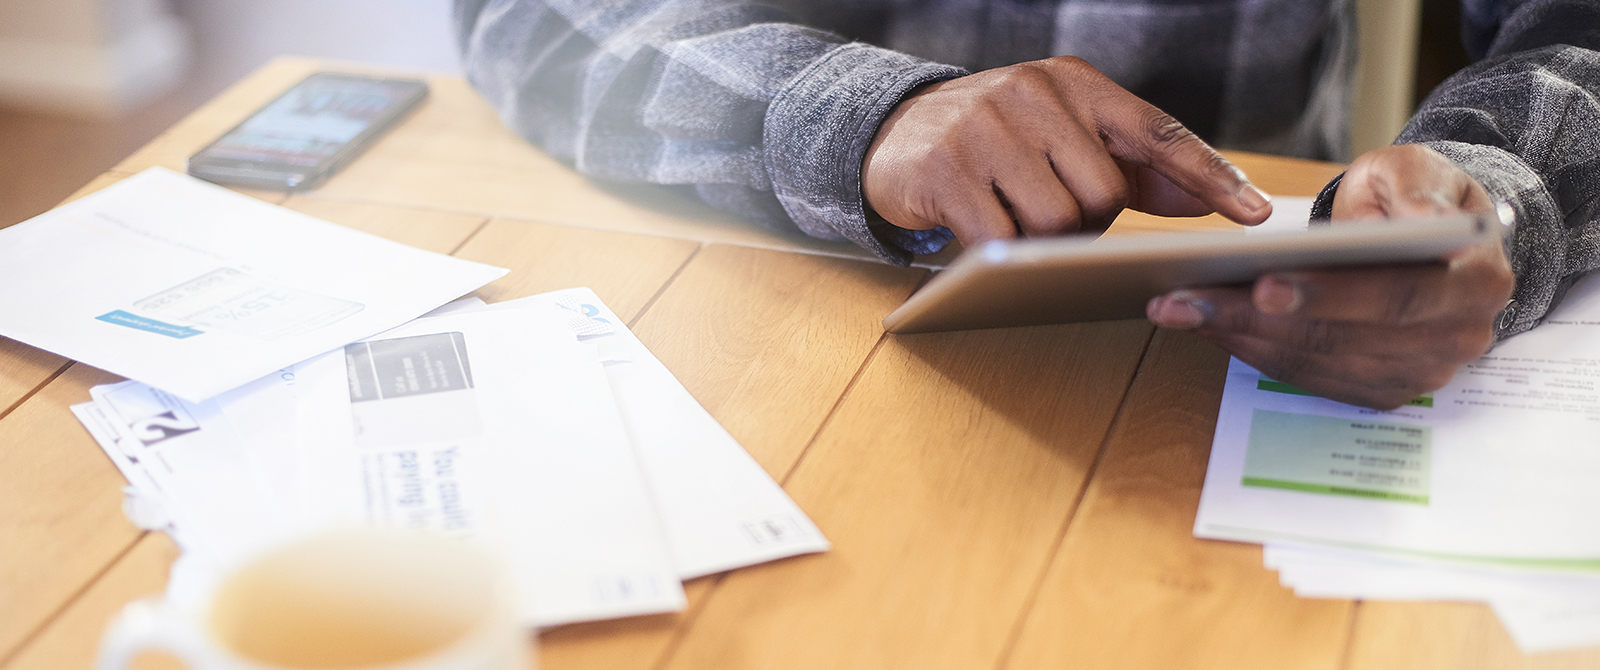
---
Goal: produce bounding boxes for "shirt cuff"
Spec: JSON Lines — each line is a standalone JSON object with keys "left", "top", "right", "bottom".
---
{"left": 1417, "top": 140, "right": 1565, "bottom": 342}
{"left": 763, "top": 43, "right": 966, "bottom": 266}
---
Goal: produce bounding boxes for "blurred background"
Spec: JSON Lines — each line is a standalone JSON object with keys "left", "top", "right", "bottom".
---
{"left": 0, "top": 0, "right": 1468, "bottom": 228}
{"left": 0, "top": 0, "right": 459, "bottom": 226}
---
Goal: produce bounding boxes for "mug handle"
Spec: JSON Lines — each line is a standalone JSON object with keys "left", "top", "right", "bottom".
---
{"left": 96, "top": 598, "right": 208, "bottom": 670}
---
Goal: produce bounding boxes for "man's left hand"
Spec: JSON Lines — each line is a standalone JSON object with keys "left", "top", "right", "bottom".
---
{"left": 1145, "top": 144, "right": 1513, "bottom": 409}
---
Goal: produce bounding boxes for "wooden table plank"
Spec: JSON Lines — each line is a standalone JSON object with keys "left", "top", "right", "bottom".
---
{"left": 656, "top": 319, "right": 1150, "bottom": 670}
{"left": 2, "top": 534, "right": 181, "bottom": 670}
{"left": 534, "top": 246, "right": 923, "bottom": 670}
{"left": 450, "top": 218, "right": 701, "bottom": 322}
{"left": 0, "top": 365, "right": 141, "bottom": 659}
{"left": 0, "top": 339, "right": 64, "bottom": 421}
{"left": 279, "top": 197, "right": 488, "bottom": 256}
{"left": 627, "top": 244, "right": 925, "bottom": 478}
{"left": 1005, "top": 330, "right": 1352, "bottom": 669}
{"left": 1347, "top": 601, "right": 1600, "bottom": 669}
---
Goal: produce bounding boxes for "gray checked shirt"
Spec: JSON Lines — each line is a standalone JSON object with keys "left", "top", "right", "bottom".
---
{"left": 453, "top": 0, "right": 1600, "bottom": 339}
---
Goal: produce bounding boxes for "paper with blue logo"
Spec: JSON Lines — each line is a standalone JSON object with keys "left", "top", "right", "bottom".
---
{"left": 0, "top": 167, "right": 506, "bottom": 401}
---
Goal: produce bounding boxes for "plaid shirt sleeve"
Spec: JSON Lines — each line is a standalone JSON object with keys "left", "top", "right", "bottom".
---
{"left": 1316, "top": 0, "right": 1600, "bottom": 341}
{"left": 452, "top": 0, "right": 966, "bottom": 265}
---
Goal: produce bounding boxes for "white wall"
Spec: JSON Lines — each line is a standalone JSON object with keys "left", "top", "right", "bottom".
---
{"left": 0, "top": 0, "right": 460, "bottom": 116}
{"left": 0, "top": 0, "right": 188, "bottom": 115}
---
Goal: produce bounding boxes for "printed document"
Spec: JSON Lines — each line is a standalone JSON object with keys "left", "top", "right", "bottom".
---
{"left": 1195, "top": 273, "right": 1600, "bottom": 561}
{"left": 0, "top": 167, "right": 506, "bottom": 401}
{"left": 69, "top": 289, "right": 830, "bottom": 628}
{"left": 1195, "top": 272, "right": 1600, "bottom": 651}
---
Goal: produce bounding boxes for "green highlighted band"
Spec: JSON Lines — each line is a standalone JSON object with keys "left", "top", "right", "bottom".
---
{"left": 1242, "top": 477, "right": 1429, "bottom": 504}
{"left": 1256, "top": 377, "right": 1433, "bottom": 407}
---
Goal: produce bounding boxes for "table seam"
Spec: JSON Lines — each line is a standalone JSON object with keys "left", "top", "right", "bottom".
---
{"left": 991, "top": 325, "right": 1158, "bottom": 670}
{"left": 0, "top": 361, "right": 72, "bottom": 425}
{"left": 0, "top": 532, "right": 148, "bottom": 669}
{"left": 1336, "top": 600, "right": 1364, "bottom": 670}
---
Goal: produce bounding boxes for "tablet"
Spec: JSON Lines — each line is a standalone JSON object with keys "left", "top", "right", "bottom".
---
{"left": 882, "top": 212, "right": 1505, "bottom": 334}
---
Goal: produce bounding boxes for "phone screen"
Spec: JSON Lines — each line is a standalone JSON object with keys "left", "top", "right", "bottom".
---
{"left": 194, "top": 74, "right": 426, "bottom": 174}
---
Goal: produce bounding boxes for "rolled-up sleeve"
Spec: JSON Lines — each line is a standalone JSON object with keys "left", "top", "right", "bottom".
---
{"left": 453, "top": 0, "right": 965, "bottom": 264}
{"left": 1347, "top": 0, "right": 1600, "bottom": 340}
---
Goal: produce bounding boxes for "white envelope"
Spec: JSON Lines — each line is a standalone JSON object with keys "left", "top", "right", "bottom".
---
{"left": 490, "top": 289, "right": 830, "bottom": 578}
{"left": 0, "top": 168, "right": 506, "bottom": 401}
{"left": 293, "top": 306, "right": 687, "bottom": 626}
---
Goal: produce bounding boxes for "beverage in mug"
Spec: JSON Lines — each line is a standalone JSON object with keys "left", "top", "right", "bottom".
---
{"left": 98, "top": 528, "right": 530, "bottom": 670}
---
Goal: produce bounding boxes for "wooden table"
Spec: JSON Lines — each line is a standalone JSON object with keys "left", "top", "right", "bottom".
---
{"left": 2, "top": 57, "right": 1592, "bottom": 670}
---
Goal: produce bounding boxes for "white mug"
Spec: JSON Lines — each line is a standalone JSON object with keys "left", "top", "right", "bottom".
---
{"left": 98, "top": 528, "right": 532, "bottom": 670}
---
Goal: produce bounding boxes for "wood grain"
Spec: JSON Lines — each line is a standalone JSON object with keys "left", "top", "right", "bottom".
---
{"left": 279, "top": 196, "right": 488, "bottom": 255}
{"left": 3, "top": 534, "right": 182, "bottom": 670}
{"left": 1005, "top": 329, "right": 1352, "bottom": 670}
{"left": 450, "top": 218, "right": 700, "bottom": 322}
{"left": 626, "top": 244, "right": 924, "bottom": 478}
{"left": 0, "top": 365, "right": 141, "bottom": 659}
{"left": 1347, "top": 601, "right": 1600, "bottom": 670}
{"left": 535, "top": 245, "right": 923, "bottom": 669}
{"left": 658, "top": 319, "right": 1151, "bottom": 670}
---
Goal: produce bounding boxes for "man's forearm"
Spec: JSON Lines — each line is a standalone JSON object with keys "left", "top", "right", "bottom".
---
{"left": 452, "top": 0, "right": 964, "bottom": 264}
{"left": 1397, "top": 0, "right": 1600, "bottom": 339}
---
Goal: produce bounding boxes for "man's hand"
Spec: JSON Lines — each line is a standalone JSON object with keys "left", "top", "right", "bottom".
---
{"left": 862, "top": 56, "right": 1272, "bottom": 245}
{"left": 1146, "top": 144, "right": 1514, "bottom": 409}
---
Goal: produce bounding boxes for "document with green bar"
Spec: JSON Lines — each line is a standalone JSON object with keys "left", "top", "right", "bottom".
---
{"left": 1193, "top": 272, "right": 1600, "bottom": 652}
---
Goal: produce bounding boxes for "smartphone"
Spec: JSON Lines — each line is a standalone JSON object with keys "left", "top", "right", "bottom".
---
{"left": 187, "top": 72, "right": 429, "bottom": 190}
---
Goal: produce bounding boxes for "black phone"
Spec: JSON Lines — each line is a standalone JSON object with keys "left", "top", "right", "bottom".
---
{"left": 186, "top": 72, "right": 429, "bottom": 191}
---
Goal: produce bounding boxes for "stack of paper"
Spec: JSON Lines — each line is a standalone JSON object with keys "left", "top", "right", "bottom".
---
{"left": 6, "top": 168, "right": 828, "bottom": 628}
{"left": 1195, "top": 272, "right": 1600, "bottom": 653}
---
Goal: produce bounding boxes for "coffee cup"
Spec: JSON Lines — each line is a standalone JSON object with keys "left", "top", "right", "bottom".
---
{"left": 97, "top": 528, "right": 530, "bottom": 670}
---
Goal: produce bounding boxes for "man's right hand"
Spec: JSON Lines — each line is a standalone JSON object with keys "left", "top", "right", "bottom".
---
{"left": 862, "top": 56, "right": 1273, "bottom": 245}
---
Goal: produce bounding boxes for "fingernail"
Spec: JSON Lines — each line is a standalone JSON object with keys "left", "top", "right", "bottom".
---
{"left": 1255, "top": 275, "right": 1301, "bottom": 314}
{"left": 1147, "top": 292, "right": 1210, "bottom": 330}
{"left": 1238, "top": 183, "right": 1272, "bottom": 216}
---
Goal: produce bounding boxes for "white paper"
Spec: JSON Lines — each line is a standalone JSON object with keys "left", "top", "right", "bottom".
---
{"left": 1246, "top": 196, "right": 1315, "bottom": 235}
{"left": 294, "top": 307, "right": 686, "bottom": 626}
{"left": 1195, "top": 272, "right": 1600, "bottom": 651}
{"left": 1266, "top": 543, "right": 1600, "bottom": 652}
{"left": 1495, "top": 598, "right": 1600, "bottom": 653}
{"left": 1194, "top": 273, "right": 1600, "bottom": 560}
{"left": 0, "top": 167, "right": 506, "bottom": 401}
{"left": 83, "top": 380, "right": 292, "bottom": 556}
{"left": 485, "top": 289, "right": 831, "bottom": 578}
